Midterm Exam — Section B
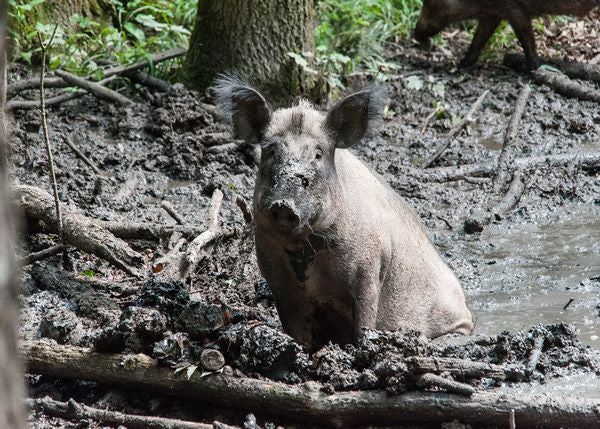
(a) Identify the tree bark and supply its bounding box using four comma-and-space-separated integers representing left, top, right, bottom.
0, 0, 25, 425
184, 0, 315, 100
22, 339, 600, 429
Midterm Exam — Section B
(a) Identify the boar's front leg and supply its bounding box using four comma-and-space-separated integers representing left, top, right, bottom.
460, 16, 502, 68
351, 263, 383, 342
507, 12, 540, 70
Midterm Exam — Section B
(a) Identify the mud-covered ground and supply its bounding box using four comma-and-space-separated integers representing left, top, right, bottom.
9, 15, 600, 429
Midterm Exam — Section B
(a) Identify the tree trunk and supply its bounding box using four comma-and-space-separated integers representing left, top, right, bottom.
184, 0, 315, 101
0, 1, 25, 427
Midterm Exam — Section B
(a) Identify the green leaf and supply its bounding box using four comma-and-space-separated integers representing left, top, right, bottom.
405, 75, 424, 91
124, 22, 145, 42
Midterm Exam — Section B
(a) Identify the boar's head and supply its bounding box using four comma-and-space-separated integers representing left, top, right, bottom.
414, 0, 448, 42
214, 76, 384, 239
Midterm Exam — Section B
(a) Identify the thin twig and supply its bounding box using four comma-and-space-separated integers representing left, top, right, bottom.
161, 201, 185, 225
420, 108, 437, 134
37, 25, 68, 268
509, 409, 516, 429
422, 90, 489, 168
63, 135, 104, 176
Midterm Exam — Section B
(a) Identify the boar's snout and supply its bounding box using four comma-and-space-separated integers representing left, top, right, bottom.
267, 201, 300, 232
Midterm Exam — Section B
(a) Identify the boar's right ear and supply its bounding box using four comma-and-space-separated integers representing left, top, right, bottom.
214, 76, 272, 143
324, 87, 385, 148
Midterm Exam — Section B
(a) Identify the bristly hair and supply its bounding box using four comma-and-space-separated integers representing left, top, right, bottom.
212, 73, 267, 124
364, 84, 387, 137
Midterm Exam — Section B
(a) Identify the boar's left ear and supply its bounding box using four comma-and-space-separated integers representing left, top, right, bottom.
325, 87, 386, 148
214, 76, 272, 143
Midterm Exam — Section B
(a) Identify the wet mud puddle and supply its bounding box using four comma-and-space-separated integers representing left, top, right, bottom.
464, 204, 600, 347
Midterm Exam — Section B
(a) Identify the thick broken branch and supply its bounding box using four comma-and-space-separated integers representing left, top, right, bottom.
415, 373, 475, 396
422, 152, 600, 182
22, 339, 600, 428
405, 356, 521, 381
422, 90, 489, 168
493, 84, 531, 195
13, 184, 143, 277
55, 70, 133, 105
26, 397, 219, 429
98, 221, 205, 241
21, 244, 66, 266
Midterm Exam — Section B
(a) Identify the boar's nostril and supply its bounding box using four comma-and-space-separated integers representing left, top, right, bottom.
268, 203, 299, 230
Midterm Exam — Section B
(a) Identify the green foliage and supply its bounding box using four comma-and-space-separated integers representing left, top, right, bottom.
80, 269, 102, 277
9, 0, 197, 77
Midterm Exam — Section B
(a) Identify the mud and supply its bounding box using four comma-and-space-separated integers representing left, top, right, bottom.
10, 22, 600, 428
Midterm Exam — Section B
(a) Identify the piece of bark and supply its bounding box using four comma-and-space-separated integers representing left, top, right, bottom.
63, 135, 104, 176
526, 336, 545, 374
13, 184, 143, 277
415, 373, 475, 396
126, 70, 172, 92
26, 397, 218, 429
493, 85, 531, 195
54, 70, 133, 105
7, 47, 186, 96
22, 339, 600, 428
422, 152, 600, 182
422, 90, 489, 168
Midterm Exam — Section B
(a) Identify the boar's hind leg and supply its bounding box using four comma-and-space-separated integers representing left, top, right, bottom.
460, 16, 502, 68
507, 13, 540, 70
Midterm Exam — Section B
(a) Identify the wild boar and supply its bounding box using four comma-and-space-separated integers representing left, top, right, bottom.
215, 77, 474, 349
414, 0, 598, 70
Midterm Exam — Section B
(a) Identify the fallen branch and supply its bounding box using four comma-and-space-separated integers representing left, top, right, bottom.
55, 69, 133, 105
182, 189, 230, 281
533, 69, 600, 103
5, 75, 117, 111
22, 339, 600, 428
405, 356, 521, 381
26, 397, 221, 429
504, 54, 600, 84
63, 135, 104, 176
21, 244, 65, 266
13, 184, 143, 277
493, 84, 531, 195
235, 196, 253, 225
7, 47, 185, 96
415, 373, 475, 396
98, 221, 205, 241
422, 90, 489, 168
464, 168, 527, 234
161, 201, 184, 225
421, 152, 600, 182
126, 70, 172, 92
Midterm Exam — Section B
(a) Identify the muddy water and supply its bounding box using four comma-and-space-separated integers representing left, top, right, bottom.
465, 204, 600, 347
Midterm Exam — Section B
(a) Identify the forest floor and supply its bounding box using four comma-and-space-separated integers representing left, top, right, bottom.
9, 14, 600, 429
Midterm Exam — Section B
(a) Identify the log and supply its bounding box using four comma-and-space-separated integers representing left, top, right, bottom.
21, 339, 600, 428
13, 184, 143, 277
26, 397, 220, 429
493, 84, 531, 195
423, 152, 600, 182
532, 69, 600, 103
422, 90, 489, 168
54, 70, 133, 105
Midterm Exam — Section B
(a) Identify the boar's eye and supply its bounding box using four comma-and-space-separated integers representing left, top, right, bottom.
315, 148, 323, 160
